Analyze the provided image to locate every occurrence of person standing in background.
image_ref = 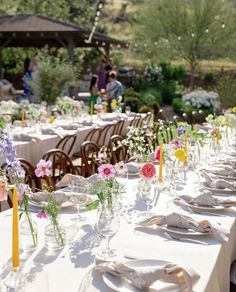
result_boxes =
[106,71,124,112]
[89,75,99,114]
[97,59,106,90]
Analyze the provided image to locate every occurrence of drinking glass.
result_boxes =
[126,106,131,116]
[139,179,155,217]
[69,180,89,221]
[96,204,119,259]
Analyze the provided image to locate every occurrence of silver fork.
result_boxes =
[164,232,208,245]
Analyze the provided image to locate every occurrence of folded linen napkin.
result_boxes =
[31,191,68,205]
[60,124,78,130]
[56,174,86,188]
[56,173,98,188]
[178,191,236,207]
[96,260,199,291]
[202,165,236,177]
[201,171,236,190]
[126,162,139,174]
[137,212,229,242]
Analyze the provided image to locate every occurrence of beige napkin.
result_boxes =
[203,165,236,177]
[201,171,236,190]
[56,173,97,188]
[137,212,229,242]
[178,191,236,207]
[56,174,86,188]
[31,191,68,205]
[96,260,199,291]
[126,162,139,173]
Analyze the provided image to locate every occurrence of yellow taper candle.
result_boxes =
[184,133,188,163]
[12,186,20,269]
[21,110,25,128]
[159,144,163,182]
[216,127,219,144]
[104,102,107,113]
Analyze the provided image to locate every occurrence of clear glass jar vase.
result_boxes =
[20,212,38,251]
[44,218,66,251]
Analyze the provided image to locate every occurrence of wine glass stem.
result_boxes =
[104,236,111,257]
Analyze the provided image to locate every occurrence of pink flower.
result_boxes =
[36,211,48,219]
[155,148,160,161]
[98,164,115,180]
[172,138,180,150]
[35,159,52,177]
[0,177,8,202]
[140,162,156,180]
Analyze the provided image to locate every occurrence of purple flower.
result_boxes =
[177,127,185,135]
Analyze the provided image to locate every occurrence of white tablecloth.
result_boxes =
[0,113,135,166]
[0,171,235,292]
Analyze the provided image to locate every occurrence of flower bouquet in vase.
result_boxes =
[34,159,66,250]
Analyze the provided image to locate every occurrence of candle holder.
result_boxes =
[3,268,23,290]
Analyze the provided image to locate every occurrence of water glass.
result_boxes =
[96,204,119,259]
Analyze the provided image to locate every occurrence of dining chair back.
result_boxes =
[55,134,77,156]
[97,124,115,147]
[42,149,77,186]
[141,112,153,126]
[18,158,41,192]
[109,135,128,164]
[113,119,125,136]
[0,163,13,211]
[81,141,101,177]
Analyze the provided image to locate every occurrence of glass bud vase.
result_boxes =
[44,218,66,251]
[20,212,38,251]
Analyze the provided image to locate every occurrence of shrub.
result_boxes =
[182,90,220,111]
[172,98,183,114]
[124,88,143,112]
[204,72,214,82]
[216,76,236,109]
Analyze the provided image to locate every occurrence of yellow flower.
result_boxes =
[111,99,117,109]
[174,148,187,163]
[232,107,236,113]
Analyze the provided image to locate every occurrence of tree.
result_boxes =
[137,0,236,88]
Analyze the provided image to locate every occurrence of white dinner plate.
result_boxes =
[103,259,182,292]
[157,225,211,236]
[174,198,231,212]
[201,182,236,195]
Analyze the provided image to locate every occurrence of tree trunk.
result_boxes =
[189,61,197,90]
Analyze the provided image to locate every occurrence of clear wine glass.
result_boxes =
[69,180,89,222]
[126,106,131,116]
[96,204,119,259]
[139,179,155,217]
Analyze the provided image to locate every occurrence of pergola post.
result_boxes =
[67,37,75,64]
[105,46,110,60]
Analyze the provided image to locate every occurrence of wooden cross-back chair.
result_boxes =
[18,158,41,192]
[42,149,77,187]
[97,124,115,147]
[81,141,101,177]
[113,119,125,137]
[130,115,142,127]
[109,135,128,165]
[141,112,153,126]
[173,115,183,127]
[192,110,206,124]
[154,109,167,122]
[73,127,100,159]
[55,134,77,157]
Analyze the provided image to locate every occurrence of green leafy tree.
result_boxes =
[137,0,236,88]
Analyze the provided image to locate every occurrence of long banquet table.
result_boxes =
[0,170,235,292]
[0,113,135,166]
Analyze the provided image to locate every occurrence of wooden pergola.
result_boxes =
[0,14,127,77]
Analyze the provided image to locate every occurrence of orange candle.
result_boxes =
[12,186,20,269]
[159,144,163,182]
[21,110,25,128]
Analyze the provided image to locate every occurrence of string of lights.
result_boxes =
[85,0,105,43]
